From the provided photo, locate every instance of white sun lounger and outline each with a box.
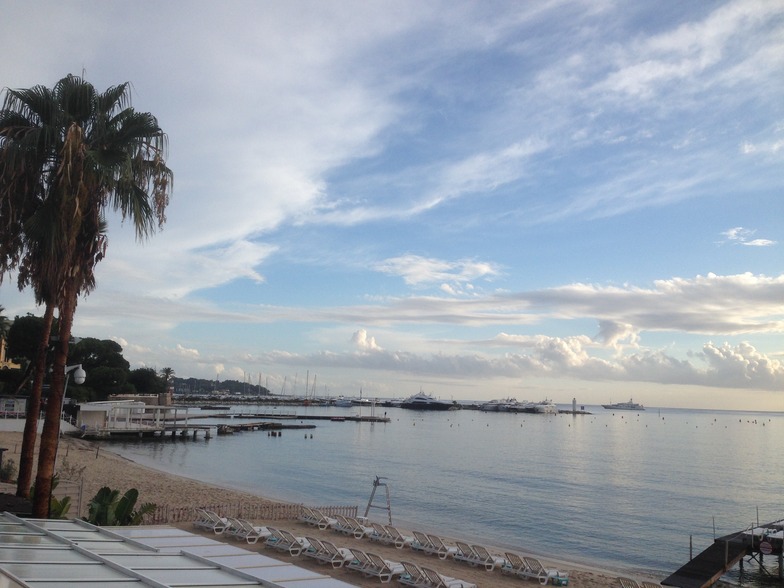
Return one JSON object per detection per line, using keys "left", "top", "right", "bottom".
{"left": 193, "top": 509, "right": 229, "bottom": 534}
{"left": 264, "top": 527, "right": 309, "bottom": 557}
{"left": 425, "top": 534, "right": 458, "bottom": 560}
{"left": 501, "top": 551, "right": 531, "bottom": 577}
{"left": 522, "top": 556, "right": 568, "bottom": 585}
{"left": 421, "top": 565, "right": 478, "bottom": 588}
{"left": 304, "top": 536, "right": 353, "bottom": 569}
{"left": 349, "top": 547, "right": 402, "bottom": 577}
{"left": 399, "top": 561, "right": 429, "bottom": 586}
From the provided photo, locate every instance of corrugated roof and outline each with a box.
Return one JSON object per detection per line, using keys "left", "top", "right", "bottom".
{"left": 0, "top": 514, "right": 356, "bottom": 588}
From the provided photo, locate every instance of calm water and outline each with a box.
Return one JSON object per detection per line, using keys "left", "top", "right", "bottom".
{"left": 111, "top": 404, "right": 784, "bottom": 584}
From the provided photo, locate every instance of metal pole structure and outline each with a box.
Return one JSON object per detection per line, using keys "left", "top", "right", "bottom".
{"left": 55, "top": 364, "right": 86, "bottom": 465}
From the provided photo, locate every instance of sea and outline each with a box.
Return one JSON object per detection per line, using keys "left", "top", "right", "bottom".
{"left": 109, "top": 403, "right": 784, "bottom": 586}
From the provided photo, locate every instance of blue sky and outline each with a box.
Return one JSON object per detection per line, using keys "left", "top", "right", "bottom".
{"left": 1, "top": 1, "right": 782, "bottom": 410}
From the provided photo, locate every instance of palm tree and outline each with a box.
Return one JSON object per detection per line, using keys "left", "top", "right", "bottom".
{"left": 0, "top": 74, "right": 172, "bottom": 516}
{"left": 159, "top": 366, "right": 175, "bottom": 391}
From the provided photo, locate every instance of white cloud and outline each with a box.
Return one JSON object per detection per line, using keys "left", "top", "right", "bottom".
{"left": 375, "top": 255, "right": 500, "bottom": 288}
{"left": 247, "top": 336, "right": 784, "bottom": 391}
{"left": 721, "top": 227, "right": 777, "bottom": 247}
{"left": 351, "top": 329, "right": 382, "bottom": 351}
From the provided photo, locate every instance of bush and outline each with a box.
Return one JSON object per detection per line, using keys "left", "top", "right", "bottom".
{"left": 0, "top": 458, "right": 17, "bottom": 483}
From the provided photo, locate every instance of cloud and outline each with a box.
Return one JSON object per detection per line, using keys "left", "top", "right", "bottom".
{"left": 721, "top": 227, "right": 777, "bottom": 247}
{"left": 374, "top": 255, "right": 500, "bottom": 288}
{"left": 250, "top": 335, "right": 784, "bottom": 391}
{"left": 351, "top": 329, "right": 382, "bottom": 351}
{"left": 700, "top": 341, "right": 783, "bottom": 388}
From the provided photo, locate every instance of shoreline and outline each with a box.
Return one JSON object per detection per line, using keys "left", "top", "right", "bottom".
{"left": 0, "top": 428, "right": 713, "bottom": 587}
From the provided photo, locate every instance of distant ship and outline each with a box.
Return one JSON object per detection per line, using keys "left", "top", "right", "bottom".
{"left": 602, "top": 398, "right": 644, "bottom": 411}
{"left": 399, "top": 390, "right": 460, "bottom": 411}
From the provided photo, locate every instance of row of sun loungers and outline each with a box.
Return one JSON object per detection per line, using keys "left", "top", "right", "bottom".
{"left": 198, "top": 508, "right": 565, "bottom": 585}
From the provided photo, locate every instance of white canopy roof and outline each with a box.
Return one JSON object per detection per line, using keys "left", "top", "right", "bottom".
{"left": 0, "top": 514, "right": 355, "bottom": 587}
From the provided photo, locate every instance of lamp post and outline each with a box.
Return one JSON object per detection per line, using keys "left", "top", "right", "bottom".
{"left": 61, "top": 364, "right": 86, "bottom": 424}
{"left": 54, "top": 364, "right": 86, "bottom": 467}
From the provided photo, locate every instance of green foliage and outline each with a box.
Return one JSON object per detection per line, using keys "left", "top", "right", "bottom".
{"left": 128, "top": 367, "right": 165, "bottom": 395}
{"left": 6, "top": 314, "right": 50, "bottom": 363}
{"left": 85, "top": 486, "right": 156, "bottom": 526}
{"left": 29, "top": 475, "right": 71, "bottom": 518}
{"left": 0, "top": 458, "right": 16, "bottom": 482}
{"left": 49, "top": 494, "right": 72, "bottom": 519}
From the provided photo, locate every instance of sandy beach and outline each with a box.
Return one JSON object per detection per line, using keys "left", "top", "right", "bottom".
{"left": 0, "top": 429, "right": 669, "bottom": 587}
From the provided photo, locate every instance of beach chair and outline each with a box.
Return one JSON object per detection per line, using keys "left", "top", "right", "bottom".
{"left": 452, "top": 542, "right": 502, "bottom": 571}
{"left": 411, "top": 530, "right": 437, "bottom": 554}
{"left": 346, "top": 516, "right": 374, "bottom": 538}
{"left": 523, "top": 557, "right": 568, "bottom": 585}
{"left": 193, "top": 508, "right": 213, "bottom": 530}
{"left": 641, "top": 583, "right": 662, "bottom": 588}
{"left": 298, "top": 506, "right": 315, "bottom": 524}
{"left": 426, "top": 533, "right": 458, "bottom": 560}
{"left": 333, "top": 515, "right": 372, "bottom": 538}
{"left": 243, "top": 521, "right": 272, "bottom": 545}
{"left": 264, "top": 527, "right": 309, "bottom": 557}
{"left": 384, "top": 525, "right": 414, "bottom": 549}
{"left": 369, "top": 522, "right": 396, "bottom": 546}
{"left": 618, "top": 578, "right": 641, "bottom": 588}
{"left": 224, "top": 517, "right": 269, "bottom": 543}
{"left": 224, "top": 517, "right": 246, "bottom": 539}
{"left": 501, "top": 551, "right": 530, "bottom": 577}
{"left": 452, "top": 541, "right": 476, "bottom": 564}
{"left": 398, "top": 561, "right": 429, "bottom": 587}
{"left": 319, "top": 540, "right": 354, "bottom": 569}
{"left": 312, "top": 508, "right": 338, "bottom": 530}
{"left": 303, "top": 536, "right": 328, "bottom": 562}
{"left": 347, "top": 548, "right": 373, "bottom": 574}
{"left": 194, "top": 509, "right": 229, "bottom": 534}
{"left": 304, "top": 537, "right": 353, "bottom": 569}
{"left": 362, "top": 551, "right": 405, "bottom": 583}
{"left": 469, "top": 544, "right": 505, "bottom": 571}
{"left": 420, "top": 566, "right": 478, "bottom": 588}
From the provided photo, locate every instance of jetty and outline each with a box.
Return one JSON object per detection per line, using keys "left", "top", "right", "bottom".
{"left": 189, "top": 412, "right": 391, "bottom": 423}
{"left": 663, "top": 519, "right": 783, "bottom": 587}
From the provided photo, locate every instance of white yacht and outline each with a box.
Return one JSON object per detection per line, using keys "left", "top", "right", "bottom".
{"left": 399, "top": 391, "right": 459, "bottom": 411}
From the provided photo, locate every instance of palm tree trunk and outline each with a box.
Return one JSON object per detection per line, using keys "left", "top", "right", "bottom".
{"left": 33, "top": 293, "right": 76, "bottom": 518}
{"left": 16, "top": 303, "right": 54, "bottom": 498}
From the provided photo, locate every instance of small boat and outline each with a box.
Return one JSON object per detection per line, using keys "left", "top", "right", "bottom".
{"left": 602, "top": 399, "right": 644, "bottom": 411}
{"left": 399, "top": 390, "right": 460, "bottom": 411}
{"left": 333, "top": 396, "right": 354, "bottom": 407}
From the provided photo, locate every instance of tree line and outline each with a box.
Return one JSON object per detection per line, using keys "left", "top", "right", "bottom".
{"left": 1, "top": 311, "right": 272, "bottom": 400}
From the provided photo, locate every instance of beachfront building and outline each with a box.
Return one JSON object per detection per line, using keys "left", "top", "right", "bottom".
{"left": 0, "top": 396, "right": 25, "bottom": 418}
{"left": 76, "top": 399, "right": 186, "bottom": 438}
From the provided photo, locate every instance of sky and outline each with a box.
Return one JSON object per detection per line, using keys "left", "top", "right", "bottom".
{"left": 1, "top": 1, "right": 782, "bottom": 411}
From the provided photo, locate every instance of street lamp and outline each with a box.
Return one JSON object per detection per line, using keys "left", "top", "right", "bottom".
{"left": 62, "top": 364, "right": 86, "bottom": 421}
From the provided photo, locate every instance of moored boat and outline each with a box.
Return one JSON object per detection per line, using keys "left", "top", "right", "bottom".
{"left": 399, "top": 390, "right": 460, "bottom": 411}
{"left": 479, "top": 398, "right": 521, "bottom": 412}
{"left": 602, "top": 398, "right": 644, "bottom": 411}
{"left": 519, "top": 399, "right": 558, "bottom": 414}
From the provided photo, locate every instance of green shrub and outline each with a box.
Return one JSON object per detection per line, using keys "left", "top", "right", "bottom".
{"left": 0, "top": 458, "right": 16, "bottom": 483}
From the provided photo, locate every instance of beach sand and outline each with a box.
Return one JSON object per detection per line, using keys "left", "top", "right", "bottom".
{"left": 0, "top": 430, "right": 669, "bottom": 587}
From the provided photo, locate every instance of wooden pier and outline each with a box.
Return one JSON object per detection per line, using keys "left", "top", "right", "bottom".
{"left": 190, "top": 412, "right": 391, "bottom": 423}
{"left": 663, "top": 519, "right": 783, "bottom": 587}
